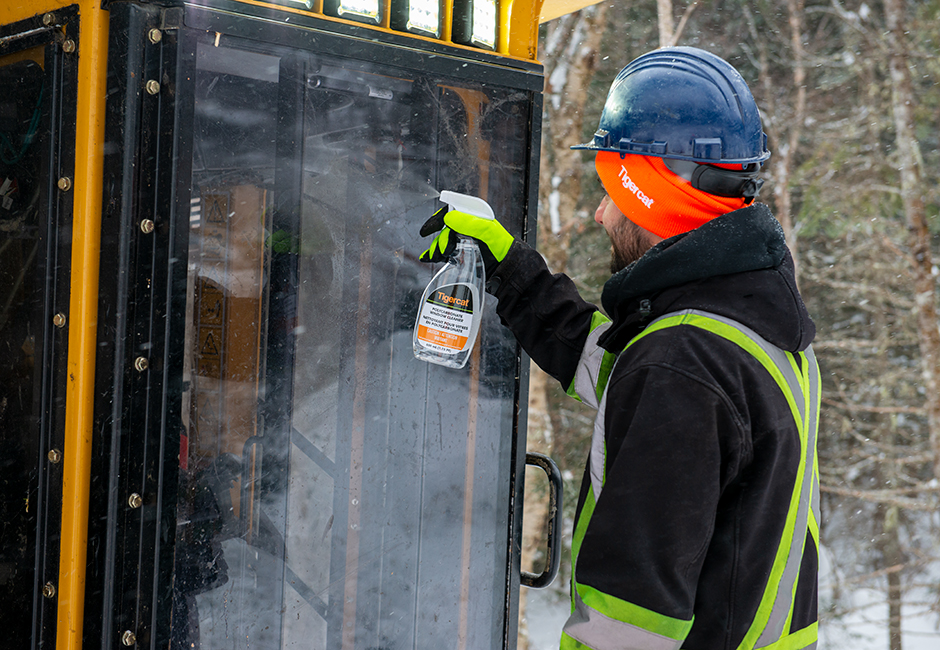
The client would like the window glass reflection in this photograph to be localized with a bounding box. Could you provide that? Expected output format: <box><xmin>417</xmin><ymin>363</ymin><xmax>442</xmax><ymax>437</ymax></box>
<box><xmin>0</xmin><ymin>51</ymin><xmax>48</xmax><ymax>648</ymax></box>
<box><xmin>171</xmin><ymin>36</ymin><xmax>530</xmax><ymax>650</ymax></box>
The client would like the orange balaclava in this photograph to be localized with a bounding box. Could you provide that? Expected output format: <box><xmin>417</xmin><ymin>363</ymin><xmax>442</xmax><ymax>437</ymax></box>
<box><xmin>595</xmin><ymin>151</ymin><xmax>749</xmax><ymax>239</ymax></box>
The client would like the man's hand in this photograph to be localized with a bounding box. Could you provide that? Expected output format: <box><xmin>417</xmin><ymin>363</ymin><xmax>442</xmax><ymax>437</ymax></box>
<box><xmin>419</xmin><ymin>206</ymin><xmax>514</xmax><ymax>274</ymax></box>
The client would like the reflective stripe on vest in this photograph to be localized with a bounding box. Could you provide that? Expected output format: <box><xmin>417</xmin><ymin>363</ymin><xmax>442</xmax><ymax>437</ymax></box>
<box><xmin>565</xmin><ymin>309</ymin><xmax>820</xmax><ymax>650</ymax></box>
<box><xmin>565</xmin><ymin>311</ymin><xmax>616</xmax><ymax>497</ymax></box>
<box><xmin>562</xmin><ymin>584</ymin><xmax>691</xmax><ymax>650</ymax></box>
<box><xmin>567</xmin><ymin>311</ymin><xmax>616</xmax><ymax>410</ymax></box>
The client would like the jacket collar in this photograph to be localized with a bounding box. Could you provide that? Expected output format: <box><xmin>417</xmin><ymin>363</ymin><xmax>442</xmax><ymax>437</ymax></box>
<box><xmin>598</xmin><ymin>203</ymin><xmax>815</xmax><ymax>352</ymax></box>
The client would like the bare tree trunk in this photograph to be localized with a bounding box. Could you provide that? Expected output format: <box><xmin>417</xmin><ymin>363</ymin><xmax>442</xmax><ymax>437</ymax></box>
<box><xmin>537</xmin><ymin>4</ymin><xmax>609</xmax><ymax>273</ymax></box>
<box><xmin>519</xmin><ymin>6</ymin><xmax>609</xmax><ymax>648</ymax></box>
<box><xmin>878</xmin><ymin>505</ymin><xmax>904</xmax><ymax>650</ymax></box>
<box><xmin>887</xmin><ymin>567</ymin><xmax>903</xmax><ymax>650</ymax></box>
<box><xmin>751</xmin><ymin>0</ymin><xmax>805</xmax><ymax>281</ymax></box>
<box><xmin>776</xmin><ymin>0</ymin><xmax>806</xmax><ymax>274</ymax></box>
<box><xmin>657</xmin><ymin>0</ymin><xmax>675</xmax><ymax>47</ymax></box>
<box><xmin>657</xmin><ymin>0</ymin><xmax>698</xmax><ymax>47</ymax></box>
<box><xmin>880</xmin><ymin>1</ymin><xmax>940</xmax><ymax>642</ymax></box>
<box><xmin>884</xmin><ymin>0</ymin><xmax>940</xmax><ymax>482</ymax></box>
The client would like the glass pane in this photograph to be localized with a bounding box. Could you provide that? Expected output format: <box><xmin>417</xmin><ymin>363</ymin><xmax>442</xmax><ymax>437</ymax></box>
<box><xmin>170</xmin><ymin>35</ymin><xmax>530</xmax><ymax>650</ymax></box>
<box><xmin>0</xmin><ymin>49</ymin><xmax>48</xmax><ymax>646</ymax></box>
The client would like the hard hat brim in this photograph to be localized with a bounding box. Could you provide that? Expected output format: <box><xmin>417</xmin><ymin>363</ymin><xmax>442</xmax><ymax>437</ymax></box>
<box><xmin>570</xmin><ymin>140</ymin><xmax>771</xmax><ymax>166</ymax></box>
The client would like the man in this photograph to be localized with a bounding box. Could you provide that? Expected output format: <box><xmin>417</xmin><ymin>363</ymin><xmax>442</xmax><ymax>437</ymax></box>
<box><xmin>421</xmin><ymin>47</ymin><xmax>819</xmax><ymax>650</ymax></box>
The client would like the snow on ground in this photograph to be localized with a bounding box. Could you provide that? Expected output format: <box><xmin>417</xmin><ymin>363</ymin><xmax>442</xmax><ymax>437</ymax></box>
<box><xmin>818</xmin><ymin>543</ymin><xmax>940</xmax><ymax>650</ymax></box>
<box><xmin>819</xmin><ymin>587</ymin><xmax>940</xmax><ymax>650</ymax></box>
<box><xmin>523</xmin><ymin>586</ymin><xmax>567</xmax><ymax>650</ymax></box>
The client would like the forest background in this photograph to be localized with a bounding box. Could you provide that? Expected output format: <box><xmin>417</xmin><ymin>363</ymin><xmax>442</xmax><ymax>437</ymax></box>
<box><xmin>517</xmin><ymin>1</ymin><xmax>940</xmax><ymax>649</ymax></box>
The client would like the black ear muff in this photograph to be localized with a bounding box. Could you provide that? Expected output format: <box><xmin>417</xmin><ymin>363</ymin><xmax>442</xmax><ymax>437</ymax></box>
<box><xmin>691</xmin><ymin>164</ymin><xmax>764</xmax><ymax>202</ymax></box>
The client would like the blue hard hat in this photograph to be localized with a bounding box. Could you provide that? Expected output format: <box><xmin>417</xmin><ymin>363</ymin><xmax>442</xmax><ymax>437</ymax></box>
<box><xmin>572</xmin><ymin>47</ymin><xmax>770</xmax><ymax>165</ymax></box>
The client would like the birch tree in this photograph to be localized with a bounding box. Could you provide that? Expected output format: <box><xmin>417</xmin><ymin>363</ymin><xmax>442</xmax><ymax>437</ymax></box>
<box><xmin>656</xmin><ymin>0</ymin><xmax>699</xmax><ymax>48</ymax></box>
<box><xmin>756</xmin><ymin>0</ymin><xmax>807</xmax><ymax>275</ymax></box>
<box><xmin>883</xmin><ymin>0</ymin><xmax>940</xmax><ymax>485</ymax></box>
<box><xmin>795</xmin><ymin>2</ymin><xmax>940</xmax><ymax>643</ymax></box>
<box><xmin>519</xmin><ymin>6</ymin><xmax>610</xmax><ymax>648</ymax></box>
<box><xmin>881</xmin><ymin>3</ymin><xmax>940</xmax><ymax>642</ymax></box>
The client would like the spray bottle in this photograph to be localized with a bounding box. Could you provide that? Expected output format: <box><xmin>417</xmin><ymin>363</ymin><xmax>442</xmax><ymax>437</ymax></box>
<box><xmin>413</xmin><ymin>191</ymin><xmax>494</xmax><ymax>369</ymax></box>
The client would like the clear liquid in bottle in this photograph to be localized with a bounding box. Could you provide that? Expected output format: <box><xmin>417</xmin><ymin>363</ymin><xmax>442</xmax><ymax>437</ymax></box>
<box><xmin>413</xmin><ymin>238</ymin><xmax>485</xmax><ymax>369</ymax></box>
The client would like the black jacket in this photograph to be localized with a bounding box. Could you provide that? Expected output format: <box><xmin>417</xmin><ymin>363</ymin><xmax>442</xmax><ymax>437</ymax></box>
<box><xmin>490</xmin><ymin>203</ymin><xmax>818</xmax><ymax>649</ymax></box>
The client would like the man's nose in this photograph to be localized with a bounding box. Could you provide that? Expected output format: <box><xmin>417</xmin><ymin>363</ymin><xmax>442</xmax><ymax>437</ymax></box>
<box><xmin>594</xmin><ymin>196</ymin><xmax>607</xmax><ymax>224</ymax></box>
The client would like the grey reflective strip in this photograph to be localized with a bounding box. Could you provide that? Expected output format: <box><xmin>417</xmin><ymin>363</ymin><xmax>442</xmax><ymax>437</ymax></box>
<box><xmin>663</xmin><ymin>311</ymin><xmax>817</xmax><ymax>648</ymax></box>
<box><xmin>756</xmin><ymin>346</ymin><xmax>819</xmax><ymax>647</ymax></box>
<box><xmin>564</xmin><ymin>588</ymin><xmax>684</xmax><ymax>650</ymax></box>
<box><xmin>807</xmin><ymin>347</ymin><xmax>821</xmax><ymax>532</ymax></box>
<box><xmin>589</xmin><ymin>388</ymin><xmax>609</xmax><ymax>502</ymax></box>
<box><xmin>573</xmin><ymin>320</ymin><xmax>614</xmax><ymax>410</ymax></box>
<box><xmin>579</xmin><ymin>321</ymin><xmax>615</xmax><ymax>503</ymax></box>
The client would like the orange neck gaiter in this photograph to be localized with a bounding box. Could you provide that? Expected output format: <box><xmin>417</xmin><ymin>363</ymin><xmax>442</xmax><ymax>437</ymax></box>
<box><xmin>595</xmin><ymin>151</ymin><xmax>748</xmax><ymax>239</ymax></box>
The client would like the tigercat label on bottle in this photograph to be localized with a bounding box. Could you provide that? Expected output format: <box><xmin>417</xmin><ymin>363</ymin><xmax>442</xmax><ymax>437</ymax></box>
<box><xmin>415</xmin><ymin>283</ymin><xmax>475</xmax><ymax>352</ymax></box>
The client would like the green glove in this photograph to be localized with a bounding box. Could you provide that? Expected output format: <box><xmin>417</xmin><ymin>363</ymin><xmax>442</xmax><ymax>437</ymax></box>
<box><xmin>419</xmin><ymin>206</ymin><xmax>515</xmax><ymax>274</ymax></box>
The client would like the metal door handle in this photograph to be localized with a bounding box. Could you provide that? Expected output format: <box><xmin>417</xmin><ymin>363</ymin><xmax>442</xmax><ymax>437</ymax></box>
<box><xmin>521</xmin><ymin>452</ymin><xmax>563</xmax><ymax>589</ymax></box>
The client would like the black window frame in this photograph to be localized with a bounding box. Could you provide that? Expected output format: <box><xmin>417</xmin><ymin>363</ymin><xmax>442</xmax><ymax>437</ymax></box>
<box><xmin>0</xmin><ymin>6</ymin><xmax>79</xmax><ymax>649</ymax></box>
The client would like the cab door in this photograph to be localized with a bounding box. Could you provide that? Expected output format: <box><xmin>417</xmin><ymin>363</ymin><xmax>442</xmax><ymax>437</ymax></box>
<box><xmin>84</xmin><ymin>3</ymin><xmax>543</xmax><ymax>649</ymax></box>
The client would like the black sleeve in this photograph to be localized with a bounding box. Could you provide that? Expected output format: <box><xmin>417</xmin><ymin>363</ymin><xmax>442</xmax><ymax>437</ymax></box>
<box><xmin>489</xmin><ymin>240</ymin><xmax>599</xmax><ymax>388</ymax></box>
<box><xmin>575</xmin><ymin>359</ymin><xmax>743</xmax><ymax>620</ymax></box>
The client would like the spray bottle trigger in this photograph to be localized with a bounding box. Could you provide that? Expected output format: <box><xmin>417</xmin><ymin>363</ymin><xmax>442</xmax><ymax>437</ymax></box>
<box><xmin>439</xmin><ymin>190</ymin><xmax>495</xmax><ymax>221</ymax></box>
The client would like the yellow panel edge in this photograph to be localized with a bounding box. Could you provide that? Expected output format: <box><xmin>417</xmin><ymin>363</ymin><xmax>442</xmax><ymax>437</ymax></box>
<box><xmin>507</xmin><ymin>0</ymin><xmax>541</xmax><ymax>60</ymax></box>
<box><xmin>57</xmin><ymin>2</ymin><xmax>108</xmax><ymax>650</ymax></box>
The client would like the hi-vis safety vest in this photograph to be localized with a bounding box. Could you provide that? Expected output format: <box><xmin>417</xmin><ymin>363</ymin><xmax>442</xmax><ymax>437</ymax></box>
<box><xmin>561</xmin><ymin>309</ymin><xmax>821</xmax><ymax>650</ymax></box>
